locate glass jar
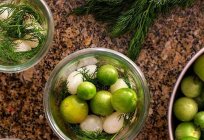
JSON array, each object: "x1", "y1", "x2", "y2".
[
  {"x1": 44, "y1": 48, "x2": 150, "y2": 140},
  {"x1": 0, "y1": 0, "x2": 54, "y2": 73}
]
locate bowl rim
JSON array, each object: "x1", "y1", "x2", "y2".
[
  {"x1": 0, "y1": 0, "x2": 54, "y2": 73},
  {"x1": 168, "y1": 47, "x2": 204, "y2": 140},
  {"x1": 43, "y1": 48, "x2": 150, "y2": 140}
]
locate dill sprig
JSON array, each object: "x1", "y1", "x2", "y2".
[
  {"x1": 0, "y1": 33, "x2": 21, "y2": 64},
  {"x1": 0, "y1": 2, "x2": 46, "y2": 64},
  {"x1": 72, "y1": 0, "x2": 195, "y2": 60},
  {"x1": 72, "y1": 0, "x2": 135, "y2": 23},
  {"x1": 56, "y1": 80, "x2": 70, "y2": 105}
]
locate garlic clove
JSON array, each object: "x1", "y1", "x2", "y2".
[
  {"x1": 77, "y1": 64, "x2": 97, "y2": 78},
  {"x1": 14, "y1": 40, "x2": 32, "y2": 52},
  {"x1": 80, "y1": 115, "x2": 103, "y2": 132},
  {"x1": 110, "y1": 78, "x2": 128, "y2": 93},
  {"x1": 103, "y1": 112, "x2": 124, "y2": 134},
  {"x1": 77, "y1": 57, "x2": 98, "y2": 68},
  {"x1": 0, "y1": 8, "x2": 12, "y2": 20},
  {"x1": 24, "y1": 35, "x2": 39, "y2": 48},
  {"x1": 67, "y1": 71, "x2": 83, "y2": 94}
]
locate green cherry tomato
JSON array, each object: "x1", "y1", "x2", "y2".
[
  {"x1": 194, "y1": 111, "x2": 204, "y2": 129},
  {"x1": 60, "y1": 95, "x2": 88, "y2": 124},
  {"x1": 194, "y1": 55, "x2": 204, "y2": 81},
  {"x1": 111, "y1": 88, "x2": 137, "y2": 113},
  {"x1": 175, "y1": 122, "x2": 200, "y2": 140},
  {"x1": 173, "y1": 97, "x2": 198, "y2": 121},
  {"x1": 181, "y1": 75, "x2": 203, "y2": 98},
  {"x1": 77, "y1": 81, "x2": 96, "y2": 100},
  {"x1": 90, "y1": 90, "x2": 114, "y2": 116},
  {"x1": 97, "y1": 64, "x2": 118, "y2": 86}
]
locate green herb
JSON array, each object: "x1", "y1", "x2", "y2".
[
  {"x1": 0, "y1": 2, "x2": 46, "y2": 64},
  {"x1": 68, "y1": 124, "x2": 117, "y2": 140},
  {"x1": 57, "y1": 80, "x2": 70, "y2": 104},
  {"x1": 72, "y1": 0, "x2": 195, "y2": 60},
  {"x1": 122, "y1": 112, "x2": 135, "y2": 126}
]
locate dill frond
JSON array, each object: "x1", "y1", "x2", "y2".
[
  {"x1": 72, "y1": 0, "x2": 195, "y2": 60},
  {"x1": 56, "y1": 80, "x2": 70, "y2": 105}
]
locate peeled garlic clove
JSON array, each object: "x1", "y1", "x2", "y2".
[
  {"x1": 85, "y1": 65, "x2": 97, "y2": 76},
  {"x1": 103, "y1": 112, "x2": 124, "y2": 134},
  {"x1": 24, "y1": 35, "x2": 39, "y2": 48},
  {"x1": 14, "y1": 40, "x2": 32, "y2": 52},
  {"x1": 110, "y1": 78, "x2": 128, "y2": 93},
  {"x1": 80, "y1": 115, "x2": 103, "y2": 132},
  {"x1": 0, "y1": 8, "x2": 11, "y2": 20},
  {"x1": 77, "y1": 57, "x2": 98, "y2": 68},
  {"x1": 67, "y1": 71, "x2": 83, "y2": 94},
  {"x1": 25, "y1": 40, "x2": 39, "y2": 48},
  {"x1": 78, "y1": 64, "x2": 97, "y2": 78}
]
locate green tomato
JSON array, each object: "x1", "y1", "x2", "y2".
[
  {"x1": 60, "y1": 95, "x2": 88, "y2": 124},
  {"x1": 194, "y1": 55, "x2": 204, "y2": 81},
  {"x1": 181, "y1": 75, "x2": 203, "y2": 98},
  {"x1": 175, "y1": 122, "x2": 201, "y2": 140},
  {"x1": 194, "y1": 111, "x2": 204, "y2": 129},
  {"x1": 90, "y1": 90, "x2": 114, "y2": 116},
  {"x1": 111, "y1": 88, "x2": 137, "y2": 113},
  {"x1": 97, "y1": 64, "x2": 118, "y2": 85},
  {"x1": 173, "y1": 97, "x2": 198, "y2": 121},
  {"x1": 77, "y1": 81, "x2": 96, "y2": 100}
]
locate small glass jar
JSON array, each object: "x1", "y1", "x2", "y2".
[
  {"x1": 43, "y1": 48, "x2": 150, "y2": 140},
  {"x1": 0, "y1": 0, "x2": 54, "y2": 73}
]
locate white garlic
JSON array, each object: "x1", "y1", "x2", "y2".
[
  {"x1": 77, "y1": 64, "x2": 97, "y2": 78},
  {"x1": 77, "y1": 57, "x2": 98, "y2": 68},
  {"x1": 67, "y1": 71, "x2": 83, "y2": 94},
  {"x1": 14, "y1": 40, "x2": 32, "y2": 52},
  {"x1": 24, "y1": 35, "x2": 39, "y2": 48},
  {"x1": 103, "y1": 112, "x2": 124, "y2": 134},
  {"x1": 80, "y1": 115, "x2": 103, "y2": 132},
  {"x1": 14, "y1": 37, "x2": 39, "y2": 52},
  {"x1": 110, "y1": 78, "x2": 128, "y2": 93},
  {"x1": 0, "y1": 8, "x2": 11, "y2": 20}
]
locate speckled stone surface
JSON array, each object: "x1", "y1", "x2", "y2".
[{"x1": 1, "y1": 0, "x2": 204, "y2": 140}]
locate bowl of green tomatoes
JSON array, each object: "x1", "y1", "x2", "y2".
[
  {"x1": 43, "y1": 48, "x2": 150, "y2": 140},
  {"x1": 168, "y1": 47, "x2": 204, "y2": 140}
]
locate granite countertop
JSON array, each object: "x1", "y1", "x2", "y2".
[{"x1": 0, "y1": 0, "x2": 204, "y2": 140}]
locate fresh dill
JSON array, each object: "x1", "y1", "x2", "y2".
[
  {"x1": 0, "y1": 1, "x2": 46, "y2": 64},
  {"x1": 68, "y1": 123, "x2": 117, "y2": 140},
  {"x1": 57, "y1": 80, "x2": 70, "y2": 105},
  {"x1": 72, "y1": 0, "x2": 195, "y2": 60}
]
